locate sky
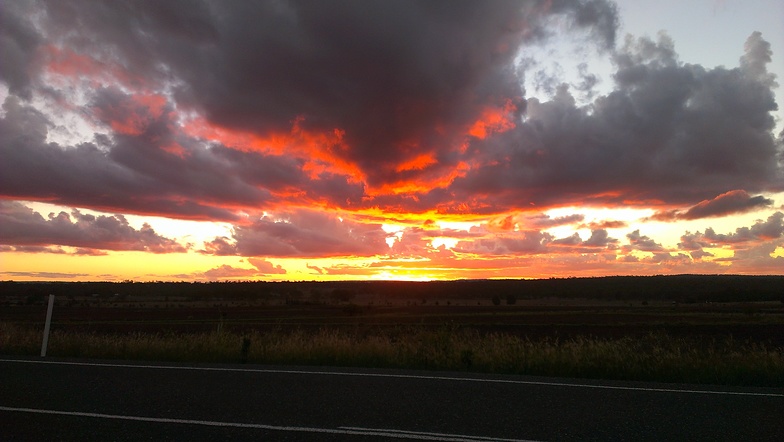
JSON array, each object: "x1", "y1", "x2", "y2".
[{"x1": 1, "y1": 0, "x2": 783, "y2": 282}]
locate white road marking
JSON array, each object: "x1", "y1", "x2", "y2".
[
  {"x1": 2, "y1": 358, "x2": 782, "y2": 398},
  {"x1": 340, "y1": 426, "x2": 537, "y2": 442},
  {"x1": 0, "y1": 406, "x2": 535, "y2": 442}
]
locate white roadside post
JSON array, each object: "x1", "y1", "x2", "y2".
[{"x1": 41, "y1": 295, "x2": 55, "y2": 357}]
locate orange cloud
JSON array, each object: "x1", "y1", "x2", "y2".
[
  {"x1": 467, "y1": 100, "x2": 518, "y2": 139},
  {"x1": 183, "y1": 116, "x2": 365, "y2": 183},
  {"x1": 395, "y1": 153, "x2": 438, "y2": 172}
]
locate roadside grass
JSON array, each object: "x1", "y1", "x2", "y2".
[{"x1": 2, "y1": 322, "x2": 782, "y2": 387}]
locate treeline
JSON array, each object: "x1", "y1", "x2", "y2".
[{"x1": 2, "y1": 275, "x2": 782, "y2": 303}]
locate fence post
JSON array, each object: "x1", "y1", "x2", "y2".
[{"x1": 41, "y1": 295, "x2": 55, "y2": 357}]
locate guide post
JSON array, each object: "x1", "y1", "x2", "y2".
[{"x1": 41, "y1": 295, "x2": 55, "y2": 357}]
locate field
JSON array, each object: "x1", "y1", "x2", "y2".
[{"x1": 2, "y1": 276, "x2": 783, "y2": 386}]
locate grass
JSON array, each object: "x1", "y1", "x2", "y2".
[{"x1": 2, "y1": 322, "x2": 782, "y2": 387}]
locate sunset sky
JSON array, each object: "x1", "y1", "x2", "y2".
[{"x1": 1, "y1": 0, "x2": 783, "y2": 281}]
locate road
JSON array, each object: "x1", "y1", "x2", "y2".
[{"x1": 1, "y1": 357, "x2": 782, "y2": 441}]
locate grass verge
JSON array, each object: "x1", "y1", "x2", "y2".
[{"x1": 2, "y1": 323, "x2": 782, "y2": 387}]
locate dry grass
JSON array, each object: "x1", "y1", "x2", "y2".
[{"x1": 2, "y1": 322, "x2": 782, "y2": 386}]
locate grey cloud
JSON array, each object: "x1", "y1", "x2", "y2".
[
  {"x1": 552, "y1": 233, "x2": 582, "y2": 246},
  {"x1": 650, "y1": 190, "x2": 773, "y2": 221},
  {"x1": 678, "y1": 232, "x2": 710, "y2": 251},
  {"x1": 526, "y1": 213, "x2": 585, "y2": 228},
  {"x1": 0, "y1": 201, "x2": 186, "y2": 253},
  {"x1": 551, "y1": 228, "x2": 618, "y2": 250},
  {"x1": 583, "y1": 229, "x2": 618, "y2": 247},
  {"x1": 727, "y1": 241, "x2": 784, "y2": 273},
  {"x1": 0, "y1": 96, "x2": 246, "y2": 220},
  {"x1": 451, "y1": 32, "x2": 782, "y2": 211},
  {"x1": 206, "y1": 209, "x2": 388, "y2": 258},
  {"x1": 559, "y1": 0, "x2": 619, "y2": 49},
  {"x1": 1, "y1": 91, "x2": 369, "y2": 220},
  {"x1": 679, "y1": 212, "x2": 784, "y2": 251},
  {"x1": 455, "y1": 223, "x2": 619, "y2": 256},
  {"x1": 201, "y1": 236, "x2": 236, "y2": 256},
  {"x1": 646, "y1": 252, "x2": 690, "y2": 264},
  {"x1": 689, "y1": 249, "x2": 713, "y2": 260},
  {"x1": 572, "y1": 62, "x2": 600, "y2": 99},
  {"x1": 704, "y1": 212, "x2": 784, "y2": 244},
  {"x1": 625, "y1": 230, "x2": 665, "y2": 252},
  {"x1": 0, "y1": 0, "x2": 41, "y2": 97},
  {"x1": 740, "y1": 31, "x2": 777, "y2": 87},
  {"x1": 456, "y1": 230, "x2": 553, "y2": 255},
  {"x1": 0, "y1": 245, "x2": 66, "y2": 254}
]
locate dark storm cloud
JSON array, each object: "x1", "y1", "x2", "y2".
[
  {"x1": 0, "y1": 92, "x2": 359, "y2": 220},
  {"x1": 649, "y1": 190, "x2": 773, "y2": 221},
  {"x1": 0, "y1": 96, "x2": 250, "y2": 220},
  {"x1": 0, "y1": 201, "x2": 186, "y2": 253},
  {"x1": 7, "y1": 0, "x2": 619, "y2": 185},
  {"x1": 0, "y1": 1, "x2": 40, "y2": 98},
  {"x1": 2, "y1": 1, "x2": 780, "y2": 219},
  {"x1": 452, "y1": 32, "x2": 783, "y2": 211}
]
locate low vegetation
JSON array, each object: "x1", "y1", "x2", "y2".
[
  {"x1": 2, "y1": 323, "x2": 782, "y2": 387},
  {"x1": 3, "y1": 276, "x2": 782, "y2": 386}
]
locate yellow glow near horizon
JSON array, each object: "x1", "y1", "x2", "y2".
[
  {"x1": 370, "y1": 271, "x2": 435, "y2": 281},
  {"x1": 4, "y1": 191, "x2": 783, "y2": 281},
  {"x1": 0, "y1": 250, "x2": 248, "y2": 281}
]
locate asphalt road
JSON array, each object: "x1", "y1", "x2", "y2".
[{"x1": 1, "y1": 357, "x2": 782, "y2": 441}]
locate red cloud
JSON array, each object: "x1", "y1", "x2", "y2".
[{"x1": 467, "y1": 100, "x2": 519, "y2": 139}]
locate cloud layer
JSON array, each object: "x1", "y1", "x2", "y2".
[{"x1": 0, "y1": 1, "x2": 782, "y2": 278}]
